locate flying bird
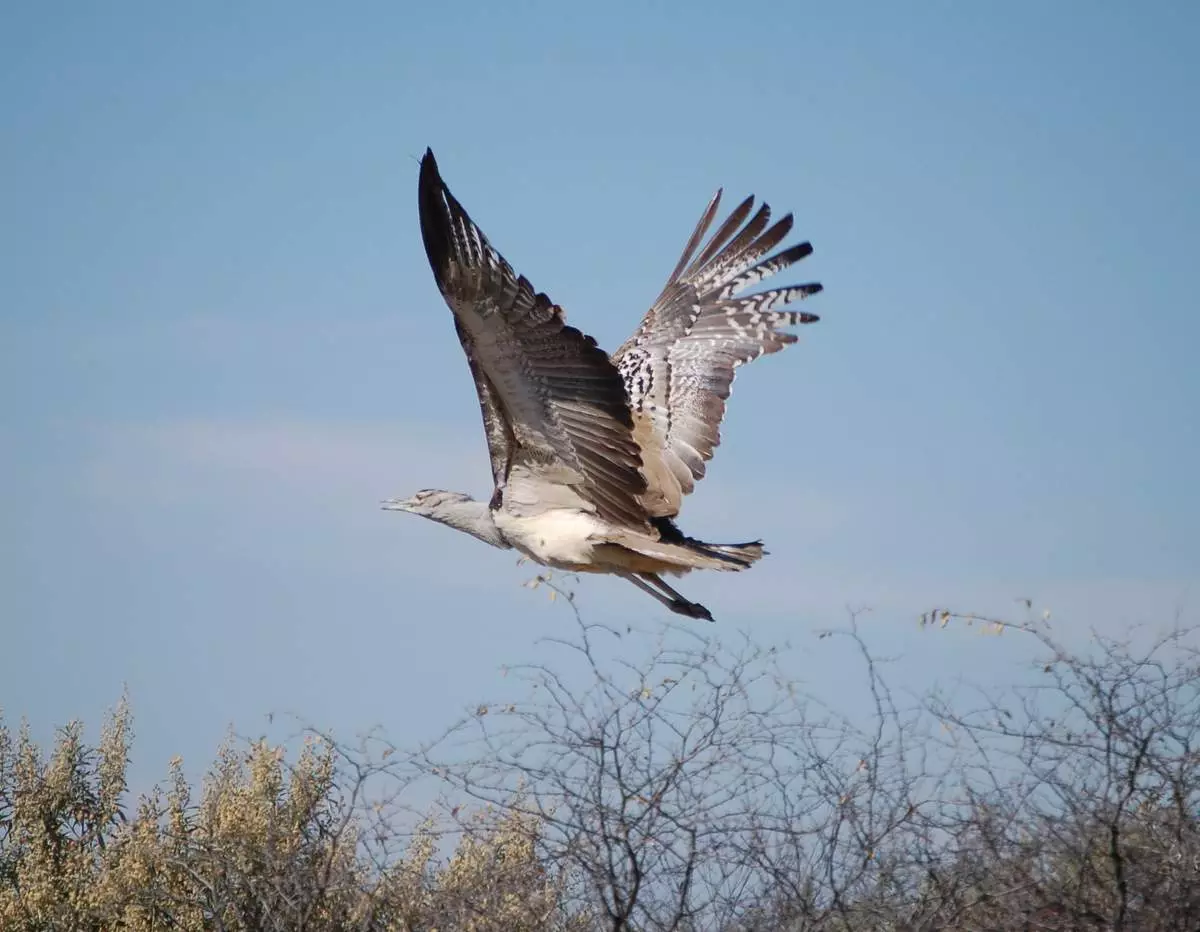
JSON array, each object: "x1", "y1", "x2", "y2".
[{"x1": 383, "y1": 149, "x2": 822, "y2": 621}]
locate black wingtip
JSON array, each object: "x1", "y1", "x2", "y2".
[
  {"x1": 417, "y1": 147, "x2": 453, "y2": 288},
  {"x1": 418, "y1": 146, "x2": 442, "y2": 200}
]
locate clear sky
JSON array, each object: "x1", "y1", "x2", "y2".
[{"x1": 3, "y1": 3, "x2": 1197, "y2": 791}]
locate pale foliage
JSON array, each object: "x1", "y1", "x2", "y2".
[{"x1": 0, "y1": 699, "x2": 575, "y2": 932}]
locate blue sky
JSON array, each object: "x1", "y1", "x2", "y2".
[{"x1": 3, "y1": 3, "x2": 1197, "y2": 791}]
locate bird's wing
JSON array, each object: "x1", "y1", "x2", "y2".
[
  {"x1": 612, "y1": 189, "x2": 822, "y2": 516},
  {"x1": 418, "y1": 149, "x2": 650, "y2": 530}
]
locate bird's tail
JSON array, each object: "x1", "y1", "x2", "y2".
[
  {"x1": 653, "y1": 516, "x2": 766, "y2": 570},
  {"x1": 695, "y1": 539, "x2": 766, "y2": 568},
  {"x1": 609, "y1": 524, "x2": 767, "y2": 573}
]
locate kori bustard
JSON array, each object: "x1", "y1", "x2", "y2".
[{"x1": 384, "y1": 149, "x2": 822, "y2": 621}]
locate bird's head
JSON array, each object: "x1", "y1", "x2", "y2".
[{"x1": 381, "y1": 488, "x2": 474, "y2": 516}]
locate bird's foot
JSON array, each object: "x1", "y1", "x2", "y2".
[{"x1": 672, "y1": 599, "x2": 715, "y2": 623}]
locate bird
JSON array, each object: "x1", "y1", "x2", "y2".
[{"x1": 383, "y1": 148, "x2": 822, "y2": 621}]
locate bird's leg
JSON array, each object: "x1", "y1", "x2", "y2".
[
  {"x1": 619, "y1": 572, "x2": 714, "y2": 622},
  {"x1": 620, "y1": 572, "x2": 695, "y2": 618}
]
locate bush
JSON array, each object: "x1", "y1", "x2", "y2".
[
  {"x1": 3, "y1": 609, "x2": 1197, "y2": 931},
  {"x1": 0, "y1": 702, "x2": 575, "y2": 931}
]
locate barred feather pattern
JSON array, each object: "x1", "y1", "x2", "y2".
[
  {"x1": 419, "y1": 149, "x2": 650, "y2": 529},
  {"x1": 613, "y1": 191, "x2": 822, "y2": 515}
]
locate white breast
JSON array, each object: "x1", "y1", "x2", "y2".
[{"x1": 493, "y1": 508, "x2": 605, "y2": 567}]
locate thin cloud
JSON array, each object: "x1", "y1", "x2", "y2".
[{"x1": 74, "y1": 418, "x2": 1197, "y2": 642}]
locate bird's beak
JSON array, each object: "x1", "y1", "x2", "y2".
[{"x1": 381, "y1": 497, "x2": 416, "y2": 512}]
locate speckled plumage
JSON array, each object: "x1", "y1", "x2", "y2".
[{"x1": 612, "y1": 191, "x2": 822, "y2": 516}]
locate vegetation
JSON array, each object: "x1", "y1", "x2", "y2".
[{"x1": 3, "y1": 605, "x2": 1197, "y2": 931}]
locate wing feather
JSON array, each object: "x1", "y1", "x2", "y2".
[
  {"x1": 452, "y1": 316, "x2": 514, "y2": 502},
  {"x1": 613, "y1": 190, "x2": 822, "y2": 516}
]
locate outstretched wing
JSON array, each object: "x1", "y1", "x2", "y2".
[
  {"x1": 612, "y1": 189, "x2": 822, "y2": 517},
  {"x1": 418, "y1": 148, "x2": 650, "y2": 529}
]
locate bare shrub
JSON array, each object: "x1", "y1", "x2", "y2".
[
  {"x1": 412, "y1": 607, "x2": 943, "y2": 931},
  {"x1": 412, "y1": 601, "x2": 1200, "y2": 931}
]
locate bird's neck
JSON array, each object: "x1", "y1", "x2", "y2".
[{"x1": 430, "y1": 498, "x2": 510, "y2": 550}]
